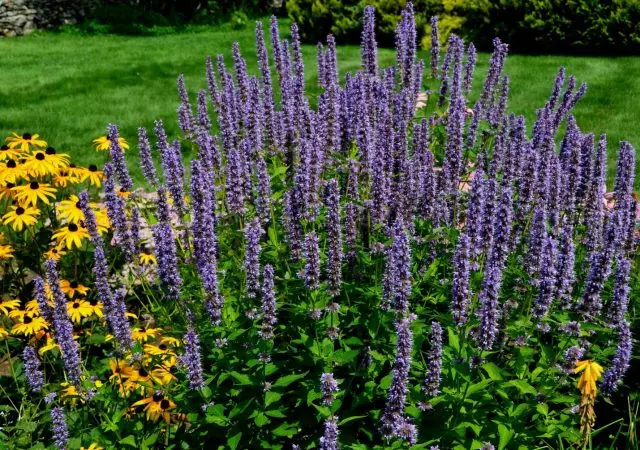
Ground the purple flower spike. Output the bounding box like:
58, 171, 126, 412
319, 416, 340, 450
601, 320, 633, 395
423, 322, 443, 397
23, 346, 44, 392
244, 218, 263, 298
606, 256, 631, 328
107, 123, 133, 191
137, 127, 158, 186
430, 16, 440, 77
259, 264, 277, 340
361, 6, 378, 77
181, 322, 205, 390
325, 179, 343, 296
531, 235, 559, 319
320, 373, 340, 406
451, 233, 471, 326
301, 232, 321, 290
463, 43, 476, 94
50, 407, 69, 450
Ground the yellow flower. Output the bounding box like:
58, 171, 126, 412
60, 279, 89, 298
0, 244, 14, 259
8, 308, 40, 320
575, 359, 604, 397
0, 159, 27, 184
131, 327, 161, 343
13, 181, 57, 207
117, 187, 132, 200
53, 168, 80, 188
0, 299, 20, 315
57, 195, 85, 223
93, 136, 129, 152
139, 251, 157, 265
39, 335, 60, 355
80, 164, 104, 188
131, 391, 176, 423
151, 365, 177, 386
87, 298, 104, 318
95, 208, 110, 234
44, 246, 67, 261
2, 205, 39, 231
110, 359, 134, 381
6, 132, 47, 152
81, 444, 104, 450
0, 144, 22, 161
0, 327, 8, 339
52, 223, 90, 249
0, 182, 16, 201
23, 150, 68, 177
66, 300, 93, 324
60, 382, 84, 406
160, 336, 182, 347
144, 342, 174, 357
11, 316, 48, 336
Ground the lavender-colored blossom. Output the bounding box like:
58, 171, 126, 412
383, 219, 412, 314
137, 127, 158, 186
155, 120, 187, 216
381, 314, 416, 443
464, 170, 486, 260
561, 345, 585, 374
23, 346, 44, 392
181, 323, 205, 390
103, 163, 135, 260
319, 416, 340, 450
206, 55, 221, 109
197, 89, 211, 131
361, 6, 378, 77
153, 222, 182, 300
423, 322, 443, 397
451, 233, 471, 326
301, 232, 321, 290
601, 320, 633, 395
556, 220, 576, 308
226, 148, 248, 215
531, 235, 558, 319
481, 444, 496, 450
344, 202, 359, 262
477, 38, 508, 120
50, 407, 69, 450
429, 16, 440, 77
45, 260, 82, 385
325, 179, 343, 295
613, 141, 636, 250
244, 218, 263, 298
254, 154, 272, 223
177, 74, 195, 134
527, 204, 547, 277
606, 256, 631, 327
33, 276, 54, 324
463, 43, 476, 94
547, 67, 565, 111
107, 123, 133, 191
259, 264, 277, 339
320, 373, 339, 406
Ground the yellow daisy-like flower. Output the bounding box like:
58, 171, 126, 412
117, 187, 132, 200
11, 316, 48, 336
80, 164, 104, 188
0, 159, 27, 184
23, 149, 68, 177
2, 205, 39, 231
0, 299, 20, 315
0, 244, 14, 259
87, 298, 104, 318
25, 299, 42, 313
13, 181, 57, 207
151, 365, 177, 386
139, 251, 157, 265
81, 444, 104, 450
93, 135, 129, 152
0, 327, 8, 339
60, 382, 84, 406
95, 208, 111, 234
575, 360, 604, 397
131, 327, 161, 343
39, 335, 60, 355
110, 359, 135, 381
57, 195, 92, 224
131, 391, 176, 423
52, 223, 90, 249
161, 336, 182, 347
6, 132, 47, 152
53, 168, 80, 188
0, 182, 16, 201
66, 300, 93, 324
8, 306, 41, 320
143, 342, 174, 357
0, 144, 22, 161
44, 246, 67, 261
60, 279, 89, 298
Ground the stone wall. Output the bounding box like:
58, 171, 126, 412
0, 0, 99, 36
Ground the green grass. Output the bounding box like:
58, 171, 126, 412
0, 21, 639, 185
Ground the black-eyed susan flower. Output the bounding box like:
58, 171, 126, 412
44, 147, 69, 167
93, 135, 129, 152
87, 298, 104, 318
117, 187, 132, 200
80, 164, 104, 187
66, 300, 93, 324
0, 244, 14, 260
2, 205, 39, 231
6, 133, 47, 152
131, 391, 176, 423
160, 336, 181, 347
0, 298, 20, 315
0, 327, 8, 339
11, 316, 48, 336
139, 250, 157, 265
151, 365, 176, 386
81, 444, 104, 450
13, 181, 56, 206
60, 382, 84, 406
44, 245, 67, 261
144, 342, 174, 357
22, 151, 58, 177
0, 182, 15, 201
9, 307, 41, 320
131, 327, 161, 343
53, 168, 80, 188
60, 279, 89, 298
52, 223, 90, 249
109, 359, 134, 381
0, 159, 27, 184
39, 335, 60, 355
0, 144, 22, 161
57, 195, 90, 224
95, 208, 110, 234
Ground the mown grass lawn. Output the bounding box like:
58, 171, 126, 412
1, 21, 639, 184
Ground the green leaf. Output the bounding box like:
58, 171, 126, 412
466, 378, 493, 396
448, 327, 460, 353
227, 431, 242, 450
119, 436, 137, 447
273, 372, 308, 387
498, 423, 514, 450
265, 409, 287, 418
229, 371, 253, 385
254, 412, 271, 427
505, 380, 537, 395
265, 391, 282, 407
482, 362, 503, 380
338, 415, 368, 426
272, 422, 298, 437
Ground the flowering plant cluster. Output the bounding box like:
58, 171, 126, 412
0, 5, 637, 449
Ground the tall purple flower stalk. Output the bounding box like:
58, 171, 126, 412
325, 179, 343, 295
556, 219, 576, 308
320, 373, 340, 406
23, 346, 44, 392
463, 43, 476, 94
451, 233, 471, 326
45, 259, 82, 385
153, 187, 182, 300
107, 123, 133, 191
429, 16, 440, 77
50, 407, 69, 450
244, 218, 263, 298
33, 276, 54, 324
301, 232, 321, 290
103, 163, 135, 261
137, 127, 158, 186
177, 74, 195, 134
259, 264, 277, 340
181, 321, 205, 390
423, 322, 443, 397
361, 6, 378, 77
531, 235, 558, 319
601, 320, 633, 395
606, 256, 631, 327
383, 219, 412, 314
380, 314, 417, 444
319, 416, 340, 450
155, 120, 187, 216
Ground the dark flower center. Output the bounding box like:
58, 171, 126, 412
153, 391, 164, 402
35, 152, 45, 161
89, 298, 98, 306
22, 133, 32, 140
45, 147, 56, 155
159, 344, 167, 350
6, 182, 15, 189
70, 281, 79, 289
30, 181, 39, 189
138, 368, 148, 377
16, 207, 25, 215
139, 327, 146, 332
59, 171, 68, 177
69, 164, 76, 168
88, 164, 98, 172
120, 187, 128, 193
24, 316, 33, 324
6, 160, 17, 168
75, 201, 82, 209
72, 302, 80, 309
0, 145, 8, 150
160, 399, 170, 409
51, 248, 58, 254
68, 223, 79, 232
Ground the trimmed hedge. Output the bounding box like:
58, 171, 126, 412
287, 0, 640, 54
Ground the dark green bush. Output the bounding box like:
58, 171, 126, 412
286, 0, 640, 54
